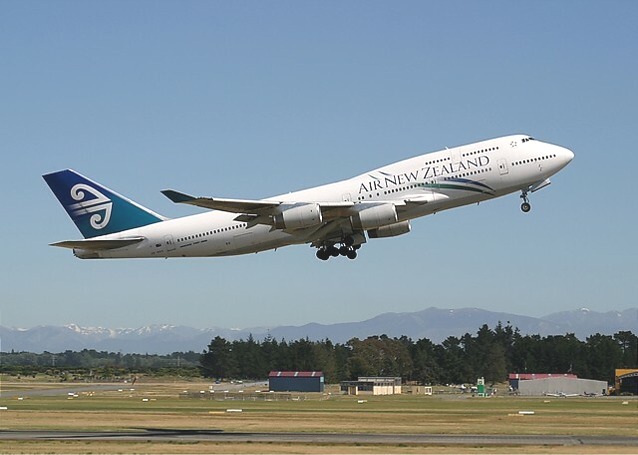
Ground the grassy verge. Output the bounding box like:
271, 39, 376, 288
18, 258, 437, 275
0, 380, 636, 453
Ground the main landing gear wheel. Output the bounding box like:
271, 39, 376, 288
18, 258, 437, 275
315, 243, 360, 261
520, 190, 531, 213
316, 248, 330, 261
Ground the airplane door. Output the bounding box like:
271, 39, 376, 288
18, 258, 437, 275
342, 193, 352, 202
163, 234, 176, 252
498, 158, 509, 175
450, 149, 461, 167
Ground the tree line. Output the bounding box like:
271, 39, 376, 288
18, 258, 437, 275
0, 349, 201, 379
200, 325, 637, 384
2, 325, 636, 385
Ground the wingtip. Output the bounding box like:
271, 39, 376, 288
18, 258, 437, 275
161, 189, 194, 203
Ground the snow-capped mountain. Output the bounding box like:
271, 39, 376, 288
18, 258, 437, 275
1, 307, 635, 354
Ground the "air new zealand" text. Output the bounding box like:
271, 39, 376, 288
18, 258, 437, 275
358, 156, 490, 194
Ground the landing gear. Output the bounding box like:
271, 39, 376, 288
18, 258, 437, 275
316, 248, 330, 261
316, 236, 360, 261
520, 191, 531, 213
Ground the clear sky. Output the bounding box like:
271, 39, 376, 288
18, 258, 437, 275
1, 1, 636, 331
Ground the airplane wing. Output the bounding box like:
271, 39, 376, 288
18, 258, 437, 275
50, 237, 146, 250
161, 190, 281, 213
162, 188, 446, 242
162, 189, 354, 221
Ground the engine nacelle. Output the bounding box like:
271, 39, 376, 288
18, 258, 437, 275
352, 204, 398, 230
368, 220, 411, 238
273, 203, 323, 229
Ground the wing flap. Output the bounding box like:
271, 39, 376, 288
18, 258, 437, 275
51, 237, 145, 250
317, 201, 355, 220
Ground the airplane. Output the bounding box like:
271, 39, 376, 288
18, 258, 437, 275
43, 134, 574, 261
544, 392, 579, 398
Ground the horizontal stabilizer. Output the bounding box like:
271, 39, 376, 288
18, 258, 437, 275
50, 237, 145, 250
162, 189, 280, 214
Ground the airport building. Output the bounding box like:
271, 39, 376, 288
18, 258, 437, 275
268, 371, 324, 393
508, 373, 577, 391
615, 369, 638, 395
517, 377, 607, 396
340, 377, 402, 395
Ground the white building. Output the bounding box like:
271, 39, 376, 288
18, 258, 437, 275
518, 377, 607, 396
340, 377, 402, 395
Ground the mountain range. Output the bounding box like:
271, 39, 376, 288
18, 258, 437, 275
1, 307, 635, 354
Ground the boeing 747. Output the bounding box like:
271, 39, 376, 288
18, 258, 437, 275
43, 134, 573, 261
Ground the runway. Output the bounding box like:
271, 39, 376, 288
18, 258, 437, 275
1, 429, 637, 447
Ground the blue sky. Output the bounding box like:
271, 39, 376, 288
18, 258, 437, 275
1, 1, 636, 331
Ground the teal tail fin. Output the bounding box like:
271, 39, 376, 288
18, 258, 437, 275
43, 169, 166, 238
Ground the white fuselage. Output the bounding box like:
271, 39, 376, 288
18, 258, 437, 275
76, 134, 573, 259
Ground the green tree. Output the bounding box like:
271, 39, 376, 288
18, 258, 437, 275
347, 336, 412, 379
614, 331, 638, 368
200, 336, 236, 379
410, 337, 440, 384
586, 333, 622, 382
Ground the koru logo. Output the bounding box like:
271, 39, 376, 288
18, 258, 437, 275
68, 184, 113, 230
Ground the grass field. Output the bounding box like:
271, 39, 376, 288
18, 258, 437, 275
0, 379, 636, 454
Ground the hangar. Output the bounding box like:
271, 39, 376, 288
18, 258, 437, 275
268, 371, 324, 393
615, 369, 638, 395
517, 377, 607, 396
509, 373, 577, 391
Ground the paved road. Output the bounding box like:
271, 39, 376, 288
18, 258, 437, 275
0, 430, 636, 447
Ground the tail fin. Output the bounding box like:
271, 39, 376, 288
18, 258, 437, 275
43, 169, 166, 238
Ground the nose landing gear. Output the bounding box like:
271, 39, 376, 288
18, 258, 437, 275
520, 190, 531, 213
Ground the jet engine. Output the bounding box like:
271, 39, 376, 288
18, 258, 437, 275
273, 203, 323, 229
352, 204, 398, 229
367, 220, 411, 238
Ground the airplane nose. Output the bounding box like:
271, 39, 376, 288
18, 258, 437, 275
554, 145, 574, 167
563, 147, 574, 163
561, 147, 574, 166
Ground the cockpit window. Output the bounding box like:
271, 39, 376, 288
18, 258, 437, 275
522, 137, 535, 143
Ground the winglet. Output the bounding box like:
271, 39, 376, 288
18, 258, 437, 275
161, 189, 196, 204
